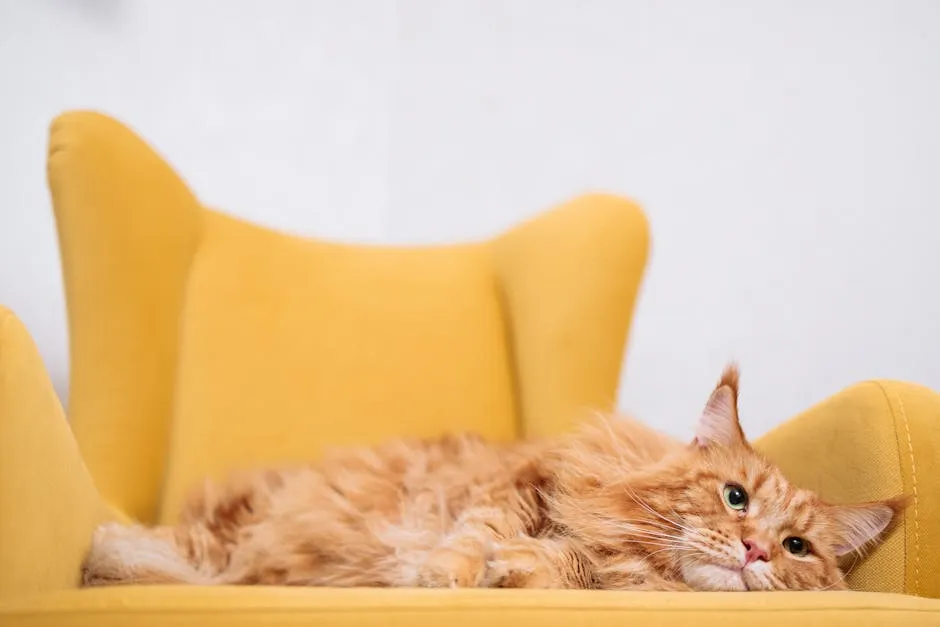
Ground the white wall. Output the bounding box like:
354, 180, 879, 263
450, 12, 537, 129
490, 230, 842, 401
2, 0, 939, 439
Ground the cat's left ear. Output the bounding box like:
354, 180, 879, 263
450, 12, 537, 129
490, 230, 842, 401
828, 496, 910, 556
693, 363, 746, 448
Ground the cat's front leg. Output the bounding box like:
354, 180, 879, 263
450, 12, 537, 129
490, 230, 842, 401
416, 506, 524, 588
484, 535, 592, 589
416, 542, 488, 588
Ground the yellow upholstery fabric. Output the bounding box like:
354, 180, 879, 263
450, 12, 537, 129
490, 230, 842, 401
1, 111, 938, 624
164, 214, 519, 517
3, 588, 939, 627
0, 307, 111, 598
494, 199, 648, 438
758, 380, 940, 599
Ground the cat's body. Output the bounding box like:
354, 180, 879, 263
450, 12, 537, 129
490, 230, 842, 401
83, 366, 907, 592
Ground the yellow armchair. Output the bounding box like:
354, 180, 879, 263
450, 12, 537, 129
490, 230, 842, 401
0, 112, 938, 626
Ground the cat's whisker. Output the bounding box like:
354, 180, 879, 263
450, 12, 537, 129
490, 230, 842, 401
628, 537, 693, 550
551, 494, 682, 538
626, 536, 688, 546
551, 502, 689, 546
616, 524, 686, 540
621, 486, 701, 538
664, 504, 700, 535
642, 543, 696, 554
620, 529, 690, 545
625, 539, 692, 554
620, 523, 691, 543
633, 545, 695, 567
624, 534, 688, 547
621, 487, 676, 527
618, 516, 685, 534
843, 550, 862, 576
554, 521, 688, 551
816, 576, 847, 592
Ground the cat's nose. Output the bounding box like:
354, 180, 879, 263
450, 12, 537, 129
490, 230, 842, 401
742, 538, 769, 565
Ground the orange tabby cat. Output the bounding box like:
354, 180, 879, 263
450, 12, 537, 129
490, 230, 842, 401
82, 365, 907, 591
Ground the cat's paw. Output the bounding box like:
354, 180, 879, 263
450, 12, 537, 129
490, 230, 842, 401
483, 541, 553, 588
483, 538, 581, 588
416, 547, 487, 588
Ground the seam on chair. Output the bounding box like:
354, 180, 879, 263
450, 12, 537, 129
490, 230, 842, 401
873, 381, 921, 596
892, 387, 921, 595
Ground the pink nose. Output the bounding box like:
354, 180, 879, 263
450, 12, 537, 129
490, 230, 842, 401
742, 539, 769, 565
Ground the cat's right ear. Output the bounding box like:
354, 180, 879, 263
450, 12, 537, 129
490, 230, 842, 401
693, 364, 746, 448
827, 496, 910, 556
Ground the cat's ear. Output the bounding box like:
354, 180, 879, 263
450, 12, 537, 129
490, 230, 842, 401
693, 364, 745, 448
828, 496, 910, 556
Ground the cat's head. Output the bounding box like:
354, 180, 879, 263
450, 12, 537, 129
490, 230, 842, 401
554, 364, 909, 591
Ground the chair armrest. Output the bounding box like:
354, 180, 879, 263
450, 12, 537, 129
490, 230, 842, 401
756, 380, 939, 598
0, 307, 111, 598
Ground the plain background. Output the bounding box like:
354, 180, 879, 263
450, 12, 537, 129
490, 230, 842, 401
1, 0, 939, 439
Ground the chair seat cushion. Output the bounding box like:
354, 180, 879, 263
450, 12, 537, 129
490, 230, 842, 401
4, 587, 939, 627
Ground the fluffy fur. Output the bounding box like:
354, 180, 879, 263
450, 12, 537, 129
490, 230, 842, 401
83, 365, 908, 591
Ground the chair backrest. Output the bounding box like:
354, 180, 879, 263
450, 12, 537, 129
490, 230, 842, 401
48, 111, 650, 523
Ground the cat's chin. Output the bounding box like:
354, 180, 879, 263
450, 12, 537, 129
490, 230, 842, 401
679, 562, 748, 591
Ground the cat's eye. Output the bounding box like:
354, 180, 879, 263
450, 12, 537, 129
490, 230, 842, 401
722, 483, 748, 511
783, 536, 809, 557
